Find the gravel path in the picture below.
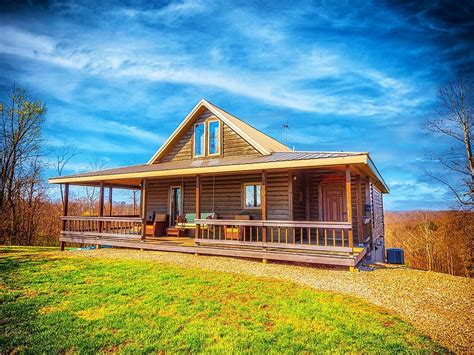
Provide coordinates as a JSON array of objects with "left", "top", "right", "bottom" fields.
[{"left": 62, "top": 249, "right": 473, "bottom": 352}]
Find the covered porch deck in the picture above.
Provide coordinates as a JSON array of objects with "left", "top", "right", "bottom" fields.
[
  {"left": 58, "top": 163, "right": 372, "bottom": 269},
  {"left": 60, "top": 218, "right": 366, "bottom": 267}
]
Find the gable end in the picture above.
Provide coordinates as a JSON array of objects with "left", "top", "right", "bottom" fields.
[{"left": 157, "top": 110, "right": 261, "bottom": 163}]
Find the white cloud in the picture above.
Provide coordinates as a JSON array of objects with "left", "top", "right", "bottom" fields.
[
  {"left": 114, "top": 0, "right": 209, "bottom": 24},
  {"left": 0, "top": 12, "right": 427, "bottom": 119}
]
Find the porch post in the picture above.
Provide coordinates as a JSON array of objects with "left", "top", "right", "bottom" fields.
[
  {"left": 356, "top": 176, "right": 363, "bottom": 244},
  {"left": 261, "top": 171, "right": 267, "bottom": 242},
  {"left": 108, "top": 187, "right": 113, "bottom": 216},
  {"left": 365, "top": 176, "right": 373, "bottom": 242},
  {"left": 304, "top": 171, "right": 310, "bottom": 221},
  {"left": 98, "top": 182, "right": 105, "bottom": 218},
  {"left": 60, "top": 183, "right": 69, "bottom": 251},
  {"left": 141, "top": 179, "right": 147, "bottom": 241},
  {"left": 195, "top": 175, "right": 201, "bottom": 239},
  {"left": 97, "top": 182, "right": 105, "bottom": 248},
  {"left": 345, "top": 166, "right": 354, "bottom": 248}
]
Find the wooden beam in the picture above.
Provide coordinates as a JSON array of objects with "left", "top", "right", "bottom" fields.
[
  {"left": 196, "top": 175, "right": 201, "bottom": 239},
  {"left": 108, "top": 187, "right": 113, "bottom": 216},
  {"left": 98, "top": 182, "right": 105, "bottom": 217},
  {"left": 261, "top": 170, "right": 267, "bottom": 242},
  {"left": 345, "top": 166, "right": 353, "bottom": 248},
  {"left": 356, "top": 176, "right": 363, "bottom": 244},
  {"left": 60, "top": 183, "right": 69, "bottom": 251},
  {"left": 97, "top": 182, "right": 105, "bottom": 249},
  {"left": 141, "top": 179, "right": 147, "bottom": 241},
  {"left": 318, "top": 183, "right": 323, "bottom": 221}
]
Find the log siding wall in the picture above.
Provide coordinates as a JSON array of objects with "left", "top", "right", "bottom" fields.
[
  {"left": 145, "top": 172, "right": 291, "bottom": 222},
  {"left": 371, "top": 183, "right": 384, "bottom": 239}
]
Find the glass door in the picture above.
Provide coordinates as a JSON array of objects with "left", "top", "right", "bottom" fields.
[{"left": 169, "top": 187, "right": 182, "bottom": 226}]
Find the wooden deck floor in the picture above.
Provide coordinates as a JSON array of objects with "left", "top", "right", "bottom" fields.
[{"left": 60, "top": 234, "right": 366, "bottom": 268}]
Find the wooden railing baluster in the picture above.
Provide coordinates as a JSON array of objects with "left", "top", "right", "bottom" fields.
[{"left": 192, "top": 219, "right": 353, "bottom": 257}]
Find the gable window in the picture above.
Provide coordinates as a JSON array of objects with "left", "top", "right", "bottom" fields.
[
  {"left": 208, "top": 120, "right": 220, "bottom": 155},
  {"left": 194, "top": 123, "right": 205, "bottom": 157},
  {"left": 244, "top": 183, "right": 261, "bottom": 209}
]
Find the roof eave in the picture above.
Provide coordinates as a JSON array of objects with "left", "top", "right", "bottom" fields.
[
  {"left": 366, "top": 155, "right": 390, "bottom": 193},
  {"left": 49, "top": 154, "right": 368, "bottom": 185}
]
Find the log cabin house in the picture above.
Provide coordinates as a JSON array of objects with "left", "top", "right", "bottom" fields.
[{"left": 49, "top": 99, "right": 389, "bottom": 269}]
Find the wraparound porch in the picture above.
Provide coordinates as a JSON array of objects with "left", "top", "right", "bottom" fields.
[
  {"left": 59, "top": 219, "right": 366, "bottom": 268},
  {"left": 58, "top": 164, "right": 372, "bottom": 269}
]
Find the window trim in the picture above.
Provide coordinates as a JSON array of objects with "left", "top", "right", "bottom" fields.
[
  {"left": 193, "top": 122, "right": 206, "bottom": 158},
  {"left": 243, "top": 182, "right": 262, "bottom": 209},
  {"left": 207, "top": 119, "right": 221, "bottom": 156}
]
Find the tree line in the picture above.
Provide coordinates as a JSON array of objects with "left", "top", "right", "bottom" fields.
[
  {"left": 0, "top": 83, "right": 138, "bottom": 245},
  {"left": 385, "top": 211, "right": 472, "bottom": 277}
]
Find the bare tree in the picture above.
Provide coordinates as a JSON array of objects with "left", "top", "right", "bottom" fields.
[
  {"left": 54, "top": 145, "right": 79, "bottom": 204},
  {"left": 0, "top": 83, "right": 47, "bottom": 244},
  {"left": 129, "top": 189, "right": 140, "bottom": 215},
  {"left": 84, "top": 153, "right": 107, "bottom": 215},
  {"left": 426, "top": 76, "right": 473, "bottom": 208}
]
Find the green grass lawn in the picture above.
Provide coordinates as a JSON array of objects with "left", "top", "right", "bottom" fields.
[{"left": 0, "top": 246, "right": 443, "bottom": 353}]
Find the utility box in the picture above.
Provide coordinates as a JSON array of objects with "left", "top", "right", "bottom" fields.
[{"left": 386, "top": 248, "right": 404, "bottom": 264}]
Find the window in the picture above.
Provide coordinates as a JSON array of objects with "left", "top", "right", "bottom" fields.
[
  {"left": 194, "top": 123, "right": 205, "bottom": 157},
  {"left": 208, "top": 120, "right": 220, "bottom": 155},
  {"left": 244, "top": 183, "right": 261, "bottom": 208}
]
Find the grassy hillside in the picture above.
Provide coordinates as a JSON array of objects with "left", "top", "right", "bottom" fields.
[{"left": 0, "top": 247, "right": 443, "bottom": 353}]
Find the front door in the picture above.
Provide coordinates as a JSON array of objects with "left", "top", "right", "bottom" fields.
[
  {"left": 169, "top": 186, "right": 182, "bottom": 226},
  {"left": 321, "top": 184, "right": 346, "bottom": 222}
]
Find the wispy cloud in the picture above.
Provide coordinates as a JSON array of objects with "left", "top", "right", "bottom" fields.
[
  {"left": 0, "top": 14, "right": 427, "bottom": 118},
  {"left": 114, "top": 0, "right": 209, "bottom": 24}
]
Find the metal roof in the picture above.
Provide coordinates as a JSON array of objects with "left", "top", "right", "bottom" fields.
[{"left": 51, "top": 151, "right": 364, "bottom": 180}]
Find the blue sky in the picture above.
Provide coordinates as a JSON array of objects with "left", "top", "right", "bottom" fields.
[{"left": 0, "top": 0, "right": 472, "bottom": 210}]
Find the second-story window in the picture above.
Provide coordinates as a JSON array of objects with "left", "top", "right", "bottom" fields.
[
  {"left": 208, "top": 120, "right": 220, "bottom": 155},
  {"left": 194, "top": 123, "right": 205, "bottom": 157}
]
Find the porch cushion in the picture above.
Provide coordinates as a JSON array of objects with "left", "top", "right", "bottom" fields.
[
  {"left": 175, "top": 212, "right": 216, "bottom": 228},
  {"left": 183, "top": 212, "right": 216, "bottom": 224}
]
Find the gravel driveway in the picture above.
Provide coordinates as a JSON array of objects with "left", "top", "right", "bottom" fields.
[{"left": 65, "top": 249, "right": 473, "bottom": 352}]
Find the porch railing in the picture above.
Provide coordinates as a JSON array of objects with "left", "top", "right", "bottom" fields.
[
  {"left": 195, "top": 219, "right": 353, "bottom": 252},
  {"left": 61, "top": 216, "right": 143, "bottom": 239}
]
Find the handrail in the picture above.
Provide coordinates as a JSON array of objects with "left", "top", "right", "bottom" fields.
[
  {"left": 195, "top": 219, "right": 352, "bottom": 229},
  {"left": 61, "top": 216, "right": 142, "bottom": 222},
  {"left": 195, "top": 218, "right": 353, "bottom": 249},
  {"left": 60, "top": 215, "right": 143, "bottom": 239}
]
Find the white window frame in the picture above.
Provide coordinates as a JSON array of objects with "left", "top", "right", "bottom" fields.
[
  {"left": 243, "top": 182, "right": 262, "bottom": 209},
  {"left": 193, "top": 122, "right": 206, "bottom": 158},
  {"left": 207, "top": 120, "right": 221, "bottom": 156}
]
